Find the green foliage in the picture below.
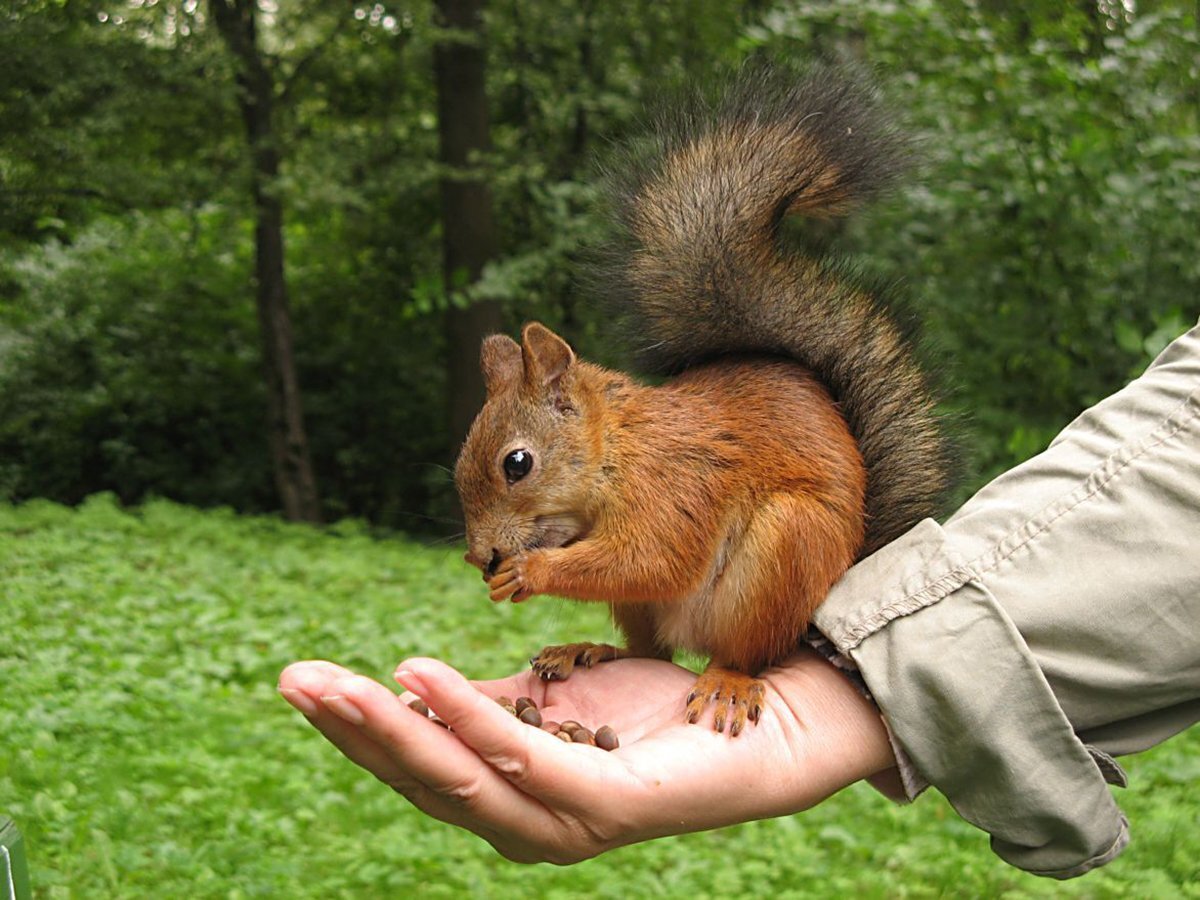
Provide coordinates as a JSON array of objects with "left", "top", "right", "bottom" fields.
[
  {"left": 0, "top": 208, "right": 270, "bottom": 508},
  {"left": 748, "top": 0, "right": 1200, "bottom": 488},
  {"left": 0, "top": 0, "right": 1197, "bottom": 520},
  {"left": 2, "top": 497, "right": 1197, "bottom": 897},
  {"left": 0, "top": 0, "right": 236, "bottom": 244},
  {"left": 0, "top": 0, "right": 748, "bottom": 524},
  {"left": 0, "top": 203, "right": 455, "bottom": 525}
]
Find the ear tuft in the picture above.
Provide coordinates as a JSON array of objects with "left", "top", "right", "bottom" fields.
[
  {"left": 480, "top": 334, "right": 522, "bottom": 395},
  {"left": 521, "top": 322, "right": 575, "bottom": 390}
]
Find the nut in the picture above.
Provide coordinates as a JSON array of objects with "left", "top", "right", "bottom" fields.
[
  {"left": 515, "top": 696, "right": 537, "bottom": 715},
  {"left": 541, "top": 721, "right": 561, "bottom": 736},
  {"left": 494, "top": 695, "right": 518, "bottom": 716},
  {"left": 407, "top": 698, "right": 430, "bottom": 718},
  {"left": 518, "top": 706, "right": 543, "bottom": 727},
  {"left": 555, "top": 730, "right": 573, "bottom": 743},
  {"left": 571, "top": 727, "right": 595, "bottom": 746},
  {"left": 595, "top": 725, "right": 619, "bottom": 751},
  {"left": 559, "top": 720, "right": 582, "bottom": 736}
]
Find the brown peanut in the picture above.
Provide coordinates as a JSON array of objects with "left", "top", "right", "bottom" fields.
[
  {"left": 595, "top": 725, "right": 619, "bottom": 751},
  {"left": 571, "top": 727, "right": 595, "bottom": 746},
  {"left": 495, "top": 696, "right": 519, "bottom": 716},
  {"left": 407, "top": 698, "right": 430, "bottom": 718}
]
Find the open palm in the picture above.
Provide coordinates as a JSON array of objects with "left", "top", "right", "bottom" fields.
[{"left": 279, "top": 652, "right": 891, "bottom": 863}]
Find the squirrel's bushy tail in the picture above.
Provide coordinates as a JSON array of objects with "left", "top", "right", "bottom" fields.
[{"left": 609, "top": 63, "right": 950, "bottom": 555}]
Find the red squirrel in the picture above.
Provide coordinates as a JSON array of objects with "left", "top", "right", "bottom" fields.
[{"left": 454, "top": 67, "right": 950, "bottom": 736}]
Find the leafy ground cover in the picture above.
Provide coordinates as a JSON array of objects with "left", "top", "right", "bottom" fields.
[{"left": 2, "top": 496, "right": 1197, "bottom": 898}]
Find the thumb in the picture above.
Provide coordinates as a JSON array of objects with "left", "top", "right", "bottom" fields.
[{"left": 395, "top": 657, "right": 621, "bottom": 810}]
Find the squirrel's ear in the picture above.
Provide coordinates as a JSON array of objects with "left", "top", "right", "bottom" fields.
[
  {"left": 520, "top": 322, "right": 576, "bottom": 402},
  {"left": 480, "top": 334, "right": 522, "bottom": 396}
]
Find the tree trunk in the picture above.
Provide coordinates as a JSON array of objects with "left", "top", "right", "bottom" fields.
[
  {"left": 434, "top": 0, "right": 502, "bottom": 461},
  {"left": 210, "top": 0, "right": 321, "bottom": 523}
]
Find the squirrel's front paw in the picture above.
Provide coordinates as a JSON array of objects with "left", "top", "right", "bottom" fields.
[
  {"left": 684, "top": 667, "right": 765, "bottom": 737},
  {"left": 530, "top": 642, "right": 625, "bottom": 680},
  {"left": 487, "top": 552, "right": 538, "bottom": 603}
]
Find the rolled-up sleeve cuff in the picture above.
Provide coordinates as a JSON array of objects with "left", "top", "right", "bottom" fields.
[{"left": 813, "top": 518, "right": 1130, "bottom": 879}]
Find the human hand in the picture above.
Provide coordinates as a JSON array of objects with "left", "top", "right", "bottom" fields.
[{"left": 278, "top": 651, "right": 893, "bottom": 864}]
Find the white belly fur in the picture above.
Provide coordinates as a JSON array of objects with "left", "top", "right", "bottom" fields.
[{"left": 650, "top": 532, "right": 733, "bottom": 655}]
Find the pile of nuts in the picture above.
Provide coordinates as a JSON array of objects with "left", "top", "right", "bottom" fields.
[{"left": 408, "top": 695, "right": 619, "bottom": 751}]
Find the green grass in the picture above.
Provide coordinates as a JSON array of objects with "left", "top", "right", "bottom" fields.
[{"left": 2, "top": 495, "right": 1197, "bottom": 898}]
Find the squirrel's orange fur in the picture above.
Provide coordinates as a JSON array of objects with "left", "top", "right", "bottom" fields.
[{"left": 454, "top": 66, "right": 949, "bottom": 736}]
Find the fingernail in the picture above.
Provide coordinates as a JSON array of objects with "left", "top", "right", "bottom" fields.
[
  {"left": 321, "top": 694, "right": 365, "bottom": 725},
  {"left": 394, "top": 667, "right": 427, "bottom": 697},
  {"left": 278, "top": 687, "right": 320, "bottom": 718}
]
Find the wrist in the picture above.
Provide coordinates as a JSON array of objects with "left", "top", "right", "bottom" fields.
[{"left": 763, "top": 649, "right": 895, "bottom": 808}]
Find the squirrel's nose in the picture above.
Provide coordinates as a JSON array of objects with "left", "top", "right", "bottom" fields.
[{"left": 485, "top": 549, "right": 502, "bottom": 578}]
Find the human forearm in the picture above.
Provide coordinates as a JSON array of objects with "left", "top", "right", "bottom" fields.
[{"left": 813, "top": 318, "right": 1200, "bottom": 877}]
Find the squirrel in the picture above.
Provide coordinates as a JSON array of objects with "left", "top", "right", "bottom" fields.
[{"left": 454, "top": 65, "right": 951, "bottom": 737}]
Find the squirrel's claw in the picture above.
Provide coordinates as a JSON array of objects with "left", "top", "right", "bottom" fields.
[
  {"left": 530, "top": 641, "right": 625, "bottom": 680},
  {"left": 684, "top": 668, "right": 765, "bottom": 737}
]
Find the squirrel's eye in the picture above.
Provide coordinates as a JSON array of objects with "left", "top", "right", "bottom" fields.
[{"left": 503, "top": 449, "right": 533, "bottom": 484}]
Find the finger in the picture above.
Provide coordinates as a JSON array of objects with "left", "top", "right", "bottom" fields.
[
  {"left": 320, "top": 671, "right": 562, "bottom": 841},
  {"left": 385, "top": 668, "right": 539, "bottom": 726},
  {"left": 280, "top": 662, "right": 472, "bottom": 811},
  {"left": 280, "top": 661, "right": 417, "bottom": 786},
  {"left": 395, "top": 657, "right": 638, "bottom": 813},
  {"left": 280, "top": 658, "right": 356, "bottom": 686},
  {"left": 279, "top": 659, "right": 372, "bottom": 723},
  {"left": 283, "top": 659, "right": 445, "bottom": 721},
  {"left": 280, "top": 663, "right": 522, "bottom": 846}
]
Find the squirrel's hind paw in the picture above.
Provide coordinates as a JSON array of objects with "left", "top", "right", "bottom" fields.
[{"left": 684, "top": 668, "right": 765, "bottom": 737}]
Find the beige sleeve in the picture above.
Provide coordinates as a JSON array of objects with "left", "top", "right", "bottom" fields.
[{"left": 813, "top": 318, "right": 1200, "bottom": 878}]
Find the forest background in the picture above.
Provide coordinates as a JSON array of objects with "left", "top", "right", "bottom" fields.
[{"left": 3, "top": 0, "right": 1197, "bottom": 529}]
